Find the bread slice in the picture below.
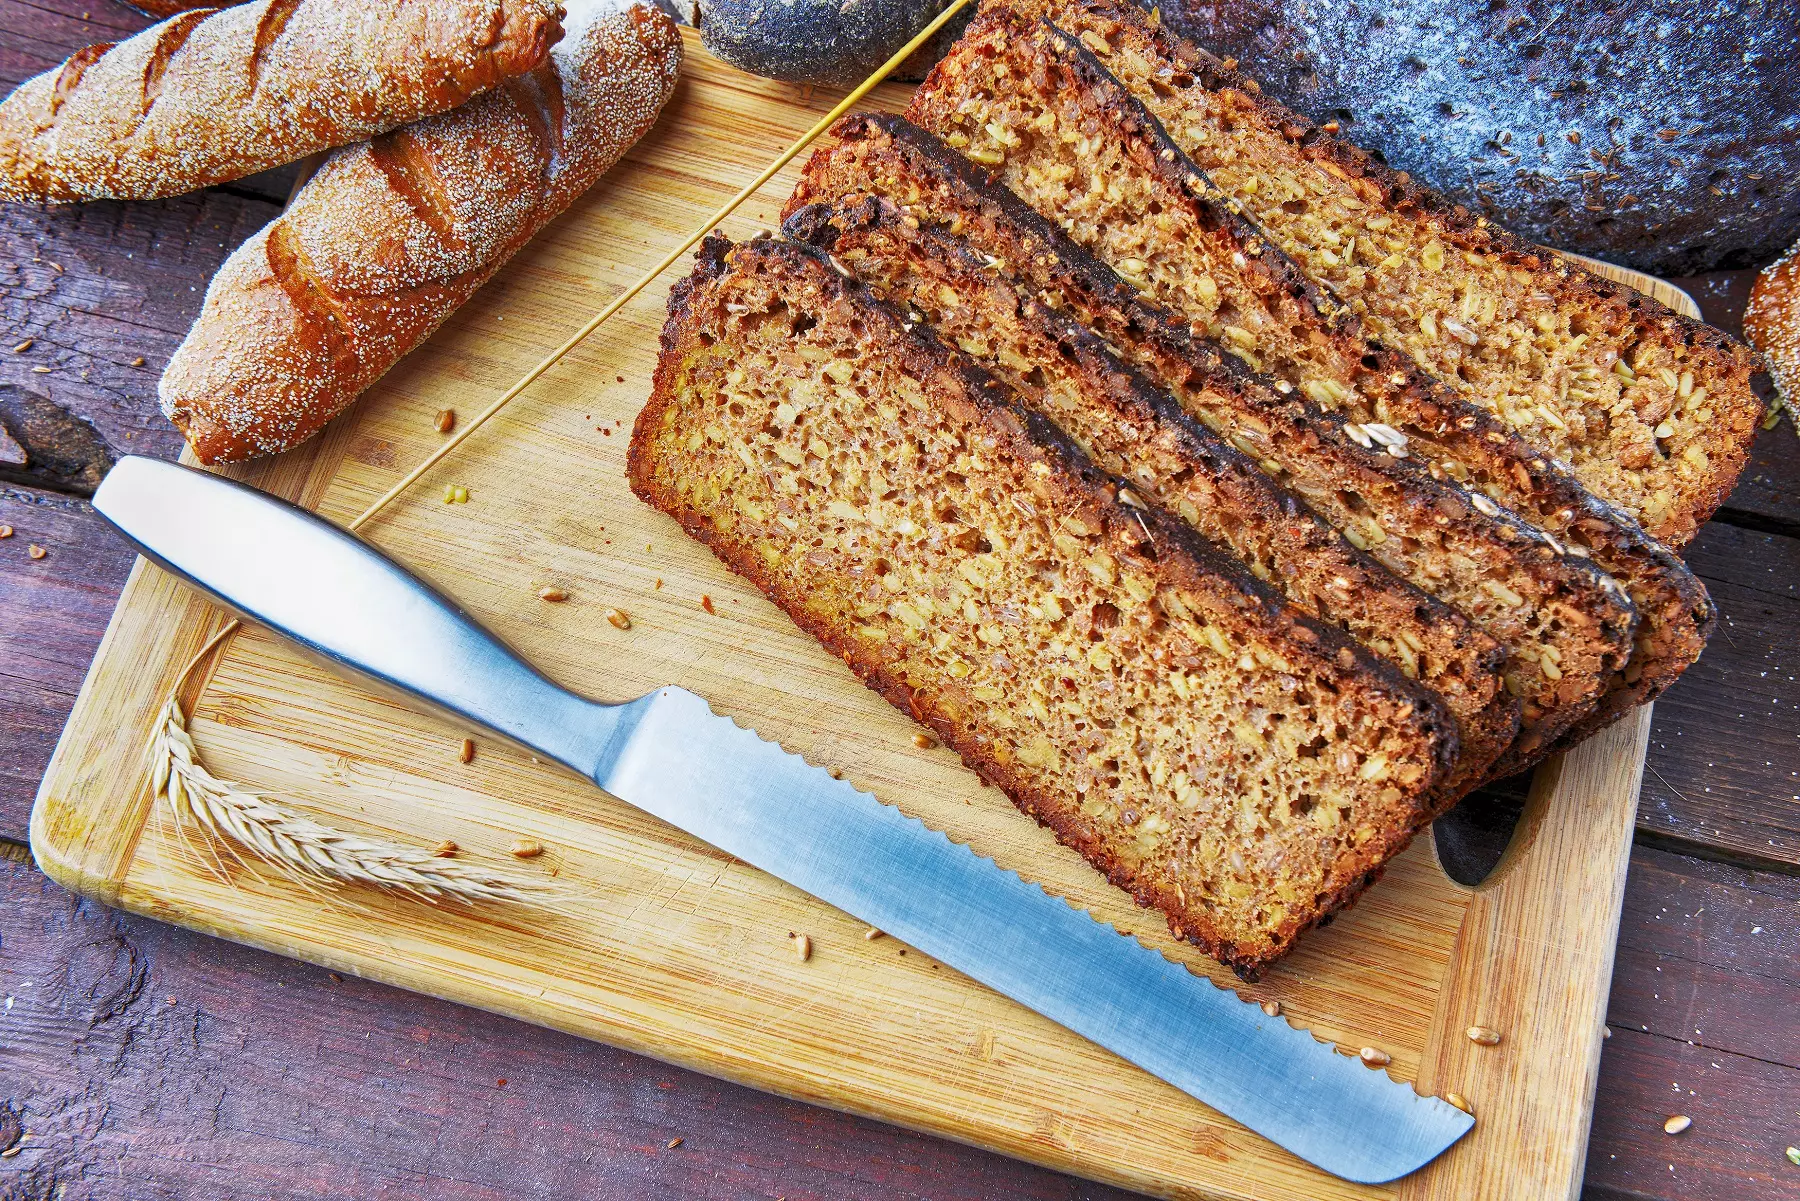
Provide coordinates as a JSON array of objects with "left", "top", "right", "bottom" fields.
[
  {"left": 1026, "top": 0, "right": 1761, "bottom": 550},
  {"left": 630, "top": 233, "right": 1459, "bottom": 974},
  {"left": 790, "top": 114, "right": 1637, "bottom": 773},
  {"left": 905, "top": 11, "right": 1711, "bottom": 756},
  {"left": 785, "top": 195, "right": 1517, "bottom": 795}
]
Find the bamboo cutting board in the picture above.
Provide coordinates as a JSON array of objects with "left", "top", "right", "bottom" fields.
[{"left": 32, "top": 30, "right": 1690, "bottom": 1200}]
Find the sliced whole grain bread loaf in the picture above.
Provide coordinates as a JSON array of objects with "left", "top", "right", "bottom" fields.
[
  {"left": 791, "top": 113, "right": 1637, "bottom": 774},
  {"left": 905, "top": 12, "right": 1710, "bottom": 756},
  {"left": 1014, "top": 0, "right": 1763, "bottom": 551},
  {"left": 785, "top": 194, "right": 1517, "bottom": 796},
  {"left": 629, "top": 232, "right": 1459, "bottom": 974}
]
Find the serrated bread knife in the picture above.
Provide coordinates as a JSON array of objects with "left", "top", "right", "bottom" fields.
[{"left": 93, "top": 455, "right": 1473, "bottom": 1183}]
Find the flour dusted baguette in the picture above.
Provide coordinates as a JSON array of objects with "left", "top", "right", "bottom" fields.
[
  {"left": 0, "top": 0, "right": 564, "bottom": 203},
  {"left": 159, "top": 0, "right": 681, "bottom": 464}
]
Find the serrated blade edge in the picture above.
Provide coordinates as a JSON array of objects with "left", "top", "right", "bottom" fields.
[{"left": 593, "top": 687, "right": 1472, "bottom": 1184}]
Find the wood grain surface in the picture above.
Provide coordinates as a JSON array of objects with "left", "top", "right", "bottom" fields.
[{"left": 4, "top": 3, "right": 1798, "bottom": 1199}]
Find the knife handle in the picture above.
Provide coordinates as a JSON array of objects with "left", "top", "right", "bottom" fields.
[{"left": 92, "top": 456, "right": 622, "bottom": 775}]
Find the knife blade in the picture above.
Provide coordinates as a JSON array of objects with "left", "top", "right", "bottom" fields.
[{"left": 92, "top": 455, "right": 1473, "bottom": 1183}]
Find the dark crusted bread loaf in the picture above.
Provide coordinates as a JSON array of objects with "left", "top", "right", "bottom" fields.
[
  {"left": 813, "top": 115, "right": 1635, "bottom": 771},
  {"left": 905, "top": 13, "right": 1713, "bottom": 755},
  {"left": 1023, "top": 0, "right": 1763, "bottom": 551},
  {"left": 1156, "top": 0, "right": 1798, "bottom": 277},
  {"left": 785, "top": 195, "right": 1518, "bottom": 796},
  {"left": 630, "top": 233, "right": 1459, "bottom": 974}
]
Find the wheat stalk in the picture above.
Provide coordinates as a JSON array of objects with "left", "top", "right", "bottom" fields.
[{"left": 150, "top": 695, "right": 562, "bottom": 907}]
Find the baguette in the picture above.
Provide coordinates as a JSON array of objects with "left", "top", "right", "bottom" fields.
[
  {"left": 786, "top": 195, "right": 1518, "bottom": 797},
  {"left": 630, "top": 232, "right": 1458, "bottom": 974},
  {"left": 907, "top": 11, "right": 1711, "bottom": 760},
  {"left": 1031, "top": 0, "right": 1763, "bottom": 549},
  {"left": 0, "top": 0, "right": 565, "bottom": 204},
  {"left": 158, "top": 0, "right": 682, "bottom": 464}
]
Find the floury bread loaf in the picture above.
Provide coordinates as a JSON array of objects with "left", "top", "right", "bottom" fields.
[
  {"left": 630, "top": 233, "right": 1460, "bottom": 976},
  {"left": 158, "top": 0, "right": 681, "bottom": 463},
  {"left": 0, "top": 0, "right": 565, "bottom": 203}
]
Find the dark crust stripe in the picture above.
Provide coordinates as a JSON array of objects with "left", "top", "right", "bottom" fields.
[{"left": 629, "top": 232, "right": 1458, "bottom": 975}]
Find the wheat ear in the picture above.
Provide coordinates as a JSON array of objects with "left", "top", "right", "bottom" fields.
[{"left": 151, "top": 695, "right": 562, "bottom": 907}]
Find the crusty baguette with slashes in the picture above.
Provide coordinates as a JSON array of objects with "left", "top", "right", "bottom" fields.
[
  {"left": 0, "top": 0, "right": 564, "bottom": 203},
  {"left": 630, "top": 233, "right": 1458, "bottom": 976},
  {"left": 158, "top": 0, "right": 680, "bottom": 464},
  {"left": 785, "top": 195, "right": 1517, "bottom": 799}
]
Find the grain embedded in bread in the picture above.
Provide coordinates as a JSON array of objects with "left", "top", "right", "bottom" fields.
[
  {"left": 785, "top": 195, "right": 1516, "bottom": 796},
  {"left": 158, "top": 0, "right": 682, "bottom": 464},
  {"left": 0, "top": 0, "right": 563, "bottom": 203},
  {"left": 629, "top": 233, "right": 1459, "bottom": 975},
  {"left": 1017, "top": 0, "right": 1762, "bottom": 550},
  {"left": 793, "top": 115, "right": 1634, "bottom": 773},
  {"left": 906, "top": 16, "right": 1709, "bottom": 755}
]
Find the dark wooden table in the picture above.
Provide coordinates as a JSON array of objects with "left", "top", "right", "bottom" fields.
[{"left": 4, "top": 3, "right": 1799, "bottom": 1197}]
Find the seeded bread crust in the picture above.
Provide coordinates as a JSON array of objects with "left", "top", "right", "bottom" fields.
[
  {"left": 904, "top": 18, "right": 1712, "bottom": 761},
  {"left": 791, "top": 114, "right": 1642, "bottom": 776},
  {"left": 1015, "top": 0, "right": 1763, "bottom": 550},
  {"left": 787, "top": 195, "right": 1516, "bottom": 797},
  {"left": 905, "top": 13, "right": 1713, "bottom": 750},
  {"left": 631, "top": 233, "right": 1458, "bottom": 975}
]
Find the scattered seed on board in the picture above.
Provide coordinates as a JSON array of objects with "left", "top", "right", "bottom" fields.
[
  {"left": 1359, "top": 1047, "right": 1391, "bottom": 1068},
  {"left": 1443, "top": 1091, "right": 1473, "bottom": 1115},
  {"left": 27, "top": 544, "right": 47, "bottom": 559},
  {"left": 912, "top": 732, "right": 938, "bottom": 750},
  {"left": 864, "top": 927, "right": 885, "bottom": 941},
  {"left": 605, "top": 608, "right": 632, "bottom": 630},
  {"left": 443, "top": 485, "right": 469, "bottom": 504},
  {"left": 1260, "top": 1000, "right": 1281, "bottom": 1017},
  {"left": 539, "top": 587, "right": 569, "bottom": 603},
  {"left": 12, "top": 338, "right": 31, "bottom": 352},
  {"left": 436, "top": 409, "right": 456, "bottom": 433},
  {"left": 459, "top": 738, "right": 475, "bottom": 764},
  {"left": 510, "top": 839, "right": 544, "bottom": 858},
  {"left": 1786, "top": 1146, "right": 1800, "bottom": 1166},
  {"left": 792, "top": 932, "right": 812, "bottom": 961},
  {"left": 1664, "top": 1115, "right": 1692, "bottom": 1135},
  {"left": 131, "top": 356, "right": 146, "bottom": 367},
  {"left": 700, "top": 595, "right": 716, "bottom": 614},
  {"left": 666, "top": 1137, "right": 683, "bottom": 1149},
  {"left": 0, "top": 525, "right": 11, "bottom": 538},
  {"left": 1466, "top": 1025, "right": 1502, "bottom": 1046},
  {"left": 1603, "top": 1025, "right": 1612, "bottom": 1039},
  {"left": 433, "top": 840, "right": 459, "bottom": 857}
]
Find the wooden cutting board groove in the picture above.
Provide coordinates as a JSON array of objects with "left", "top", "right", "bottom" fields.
[{"left": 32, "top": 31, "right": 1688, "bottom": 1200}]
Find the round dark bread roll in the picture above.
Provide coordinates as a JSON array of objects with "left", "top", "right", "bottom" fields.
[
  {"left": 699, "top": 0, "right": 969, "bottom": 86},
  {"left": 1163, "top": 0, "right": 1798, "bottom": 275}
]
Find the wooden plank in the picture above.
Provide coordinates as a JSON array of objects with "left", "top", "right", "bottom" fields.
[
  {"left": 1638, "top": 522, "right": 1800, "bottom": 869},
  {"left": 0, "top": 485, "right": 134, "bottom": 834},
  {"left": 6, "top": 841, "right": 1789, "bottom": 1201},
  {"left": 1586, "top": 847, "right": 1800, "bottom": 1201}
]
